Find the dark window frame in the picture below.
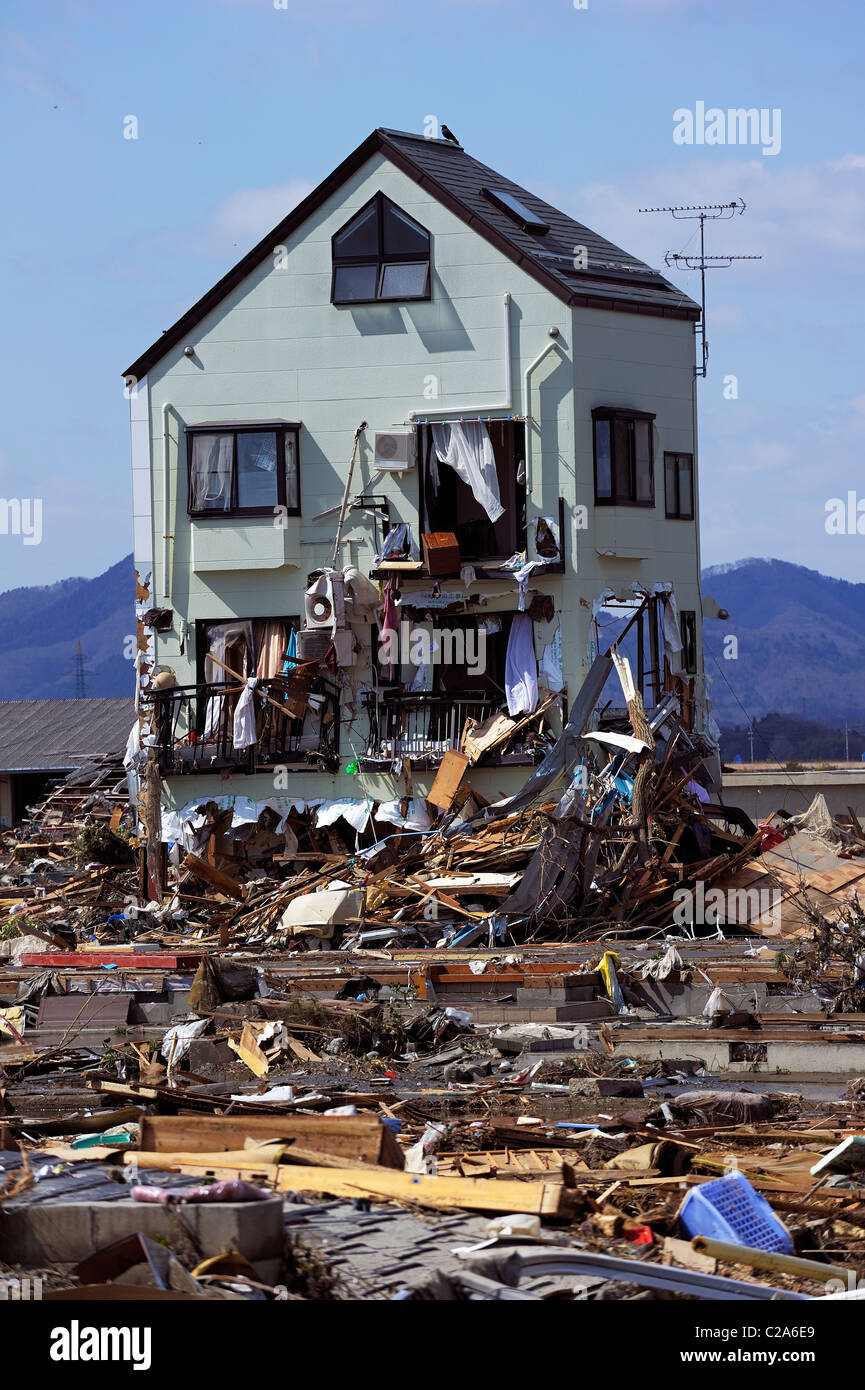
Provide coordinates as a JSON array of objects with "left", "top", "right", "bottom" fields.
[
  {"left": 664, "top": 450, "right": 695, "bottom": 520},
  {"left": 331, "top": 191, "right": 431, "bottom": 306},
  {"left": 592, "top": 407, "right": 656, "bottom": 508},
  {"left": 186, "top": 423, "right": 301, "bottom": 519},
  {"left": 680, "top": 610, "right": 698, "bottom": 674}
]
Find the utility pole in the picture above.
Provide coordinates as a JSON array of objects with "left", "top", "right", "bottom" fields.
[
  {"left": 845, "top": 720, "right": 850, "bottom": 763},
  {"left": 748, "top": 721, "right": 755, "bottom": 765},
  {"left": 638, "top": 200, "right": 761, "bottom": 377}
]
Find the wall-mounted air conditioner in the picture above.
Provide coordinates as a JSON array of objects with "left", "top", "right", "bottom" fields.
[
  {"left": 374, "top": 429, "right": 415, "bottom": 471},
  {"left": 304, "top": 574, "right": 345, "bottom": 630}
]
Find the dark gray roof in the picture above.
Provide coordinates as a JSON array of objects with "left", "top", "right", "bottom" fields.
[
  {"left": 124, "top": 128, "right": 699, "bottom": 381},
  {"left": 379, "top": 129, "right": 699, "bottom": 316},
  {"left": 0, "top": 698, "right": 136, "bottom": 773}
]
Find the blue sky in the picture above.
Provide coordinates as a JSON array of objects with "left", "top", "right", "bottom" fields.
[{"left": 1, "top": 0, "right": 863, "bottom": 594}]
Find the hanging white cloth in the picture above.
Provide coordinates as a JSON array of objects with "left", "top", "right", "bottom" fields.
[
  {"left": 652, "top": 583, "right": 683, "bottom": 656},
  {"left": 315, "top": 798, "right": 372, "bottom": 833},
  {"left": 431, "top": 422, "right": 504, "bottom": 523},
  {"left": 505, "top": 612, "right": 538, "bottom": 716},
  {"left": 232, "top": 677, "right": 259, "bottom": 749},
  {"left": 539, "top": 625, "right": 564, "bottom": 693}
]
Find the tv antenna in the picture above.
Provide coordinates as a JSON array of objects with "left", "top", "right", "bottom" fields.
[{"left": 638, "top": 199, "right": 761, "bottom": 377}]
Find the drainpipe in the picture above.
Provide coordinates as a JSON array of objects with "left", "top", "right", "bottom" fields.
[
  {"left": 162, "top": 402, "right": 172, "bottom": 603},
  {"left": 408, "top": 292, "right": 513, "bottom": 420},
  {"left": 523, "top": 331, "right": 565, "bottom": 494}
]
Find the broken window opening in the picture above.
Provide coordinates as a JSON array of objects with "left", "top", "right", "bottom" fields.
[
  {"left": 149, "top": 612, "right": 341, "bottom": 775},
  {"left": 680, "top": 610, "right": 698, "bottom": 674},
  {"left": 594, "top": 595, "right": 662, "bottom": 717},
  {"left": 420, "top": 419, "right": 526, "bottom": 560}
]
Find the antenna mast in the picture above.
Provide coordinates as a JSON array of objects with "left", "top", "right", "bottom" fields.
[{"left": 638, "top": 199, "right": 761, "bottom": 377}]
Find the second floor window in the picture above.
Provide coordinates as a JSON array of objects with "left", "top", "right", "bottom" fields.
[
  {"left": 188, "top": 424, "right": 300, "bottom": 518},
  {"left": 664, "top": 451, "right": 694, "bottom": 519},
  {"left": 331, "top": 192, "right": 431, "bottom": 305},
  {"left": 593, "top": 408, "right": 655, "bottom": 506}
]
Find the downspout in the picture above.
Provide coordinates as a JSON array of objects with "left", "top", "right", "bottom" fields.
[
  {"left": 408, "top": 292, "right": 513, "bottom": 420},
  {"left": 523, "top": 332, "right": 565, "bottom": 494},
  {"left": 162, "top": 402, "right": 172, "bottom": 603}
]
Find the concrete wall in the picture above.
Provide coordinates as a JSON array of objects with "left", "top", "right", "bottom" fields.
[
  {"left": 136, "top": 150, "right": 700, "bottom": 810},
  {"left": 723, "top": 770, "right": 865, "bottom": 823}
]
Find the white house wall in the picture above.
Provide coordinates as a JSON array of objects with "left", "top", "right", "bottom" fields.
[{"left": 139, "top": 150, "right": 700, "bottom": 811}]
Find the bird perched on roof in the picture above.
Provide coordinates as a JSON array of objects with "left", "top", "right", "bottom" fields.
[{"left": 441, "top": 124, "right": 460, "bottom": 145}]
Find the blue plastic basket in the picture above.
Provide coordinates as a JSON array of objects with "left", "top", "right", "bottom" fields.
[{"left": 679, "top": 1170, "right": 793, "bottom": 1254}]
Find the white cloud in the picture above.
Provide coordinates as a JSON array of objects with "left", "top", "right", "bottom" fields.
[
  {"left": 210, "top": 178, "right": 315, "bottom": 249},
  {"left": 537, "top": 152, "right": 865, "bottom": 278}
]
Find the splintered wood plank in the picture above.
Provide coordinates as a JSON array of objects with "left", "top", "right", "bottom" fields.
[
  {"left": 124, "top": 1153, "right": 574, "bottom": 1215},
  {"left": 427, "top": 750, "right": 470, "bottom": 810}
]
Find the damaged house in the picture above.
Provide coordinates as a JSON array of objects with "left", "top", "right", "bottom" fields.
[{"left": 123, "top": 127, "right": 709, "bottom": 853}]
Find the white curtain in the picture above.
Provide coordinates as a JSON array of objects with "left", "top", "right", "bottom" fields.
[
  {"left": 431, "top": 422, "right": 504, "bottom": 524},
  {"left": 190, "top": 434, "right": 233, "bottom": 511},
  {"left": 203, "top": 620, "right": 254, "bottom": 739}
]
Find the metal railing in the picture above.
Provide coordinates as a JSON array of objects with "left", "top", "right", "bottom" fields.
[
  {"left": 145, "top": 676, "right": 341, "bottom": 775},
  {"left": 362, "top": 689, "right": 539, "bottom": 766}
]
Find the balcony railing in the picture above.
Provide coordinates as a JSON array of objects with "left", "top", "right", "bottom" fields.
[
  {"left": 361, "top": 690, "right": 543, "bottom": 769},
  {"left": 145, "top": 676, "right": 341, "bottom": 776}
]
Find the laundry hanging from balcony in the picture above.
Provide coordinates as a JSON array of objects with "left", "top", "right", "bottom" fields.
[
  {"left": 505, "top": 611, "right": 538, "bottom": 716},
  {"left": 232, "top": 676, "right": 259, "bottom": 749},
  {"left": 431, "top": 421, "right": 505, "bottom": 524}
]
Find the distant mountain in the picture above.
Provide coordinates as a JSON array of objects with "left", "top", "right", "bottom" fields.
[
  {"left": 0, "top": 555, "right": 135, "bottom": 700},
  {"left": 0, "top": 552, "right": 860, "bottom": 733},
  {"left": 701, "top": 557, "right": 865, "bottom": 731}
]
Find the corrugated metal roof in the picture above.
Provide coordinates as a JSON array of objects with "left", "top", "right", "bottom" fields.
[{"left": 0, "top": 698, "right": 136, "bottom": 773}]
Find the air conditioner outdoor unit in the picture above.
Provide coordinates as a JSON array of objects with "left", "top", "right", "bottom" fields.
[
  {"left": 296, "top": 629, "right": 333, "bottom": 662},
  {"left": 374, "top": 429, "right": 415, "bottom": 471},
  {"left": 304, "top": 574, "right": 345, "bottom": 630}
]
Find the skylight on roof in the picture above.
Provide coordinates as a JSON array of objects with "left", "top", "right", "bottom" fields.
[{"left": 482, "top": 187, "right": 549, "bottom": 234}]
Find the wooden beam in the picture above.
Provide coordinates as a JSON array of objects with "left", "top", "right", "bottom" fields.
[
  {"left": 182, "top": 852, "right": 244, "bottom": 900},
  {"left": 124, "top": 1152, "right": 574, "bottom": 1215}
]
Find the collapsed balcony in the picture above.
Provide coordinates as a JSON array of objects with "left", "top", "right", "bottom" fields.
[
  {"left": 146, "top": 676, "right": 341, "bottom": 776},
  {"left": 360, "top": 689, "right": 559, "bottom": 770}
]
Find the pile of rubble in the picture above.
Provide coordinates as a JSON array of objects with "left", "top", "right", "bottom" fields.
[{"left": 4, "top": 663, "right": 865, "bottom": 1303}]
